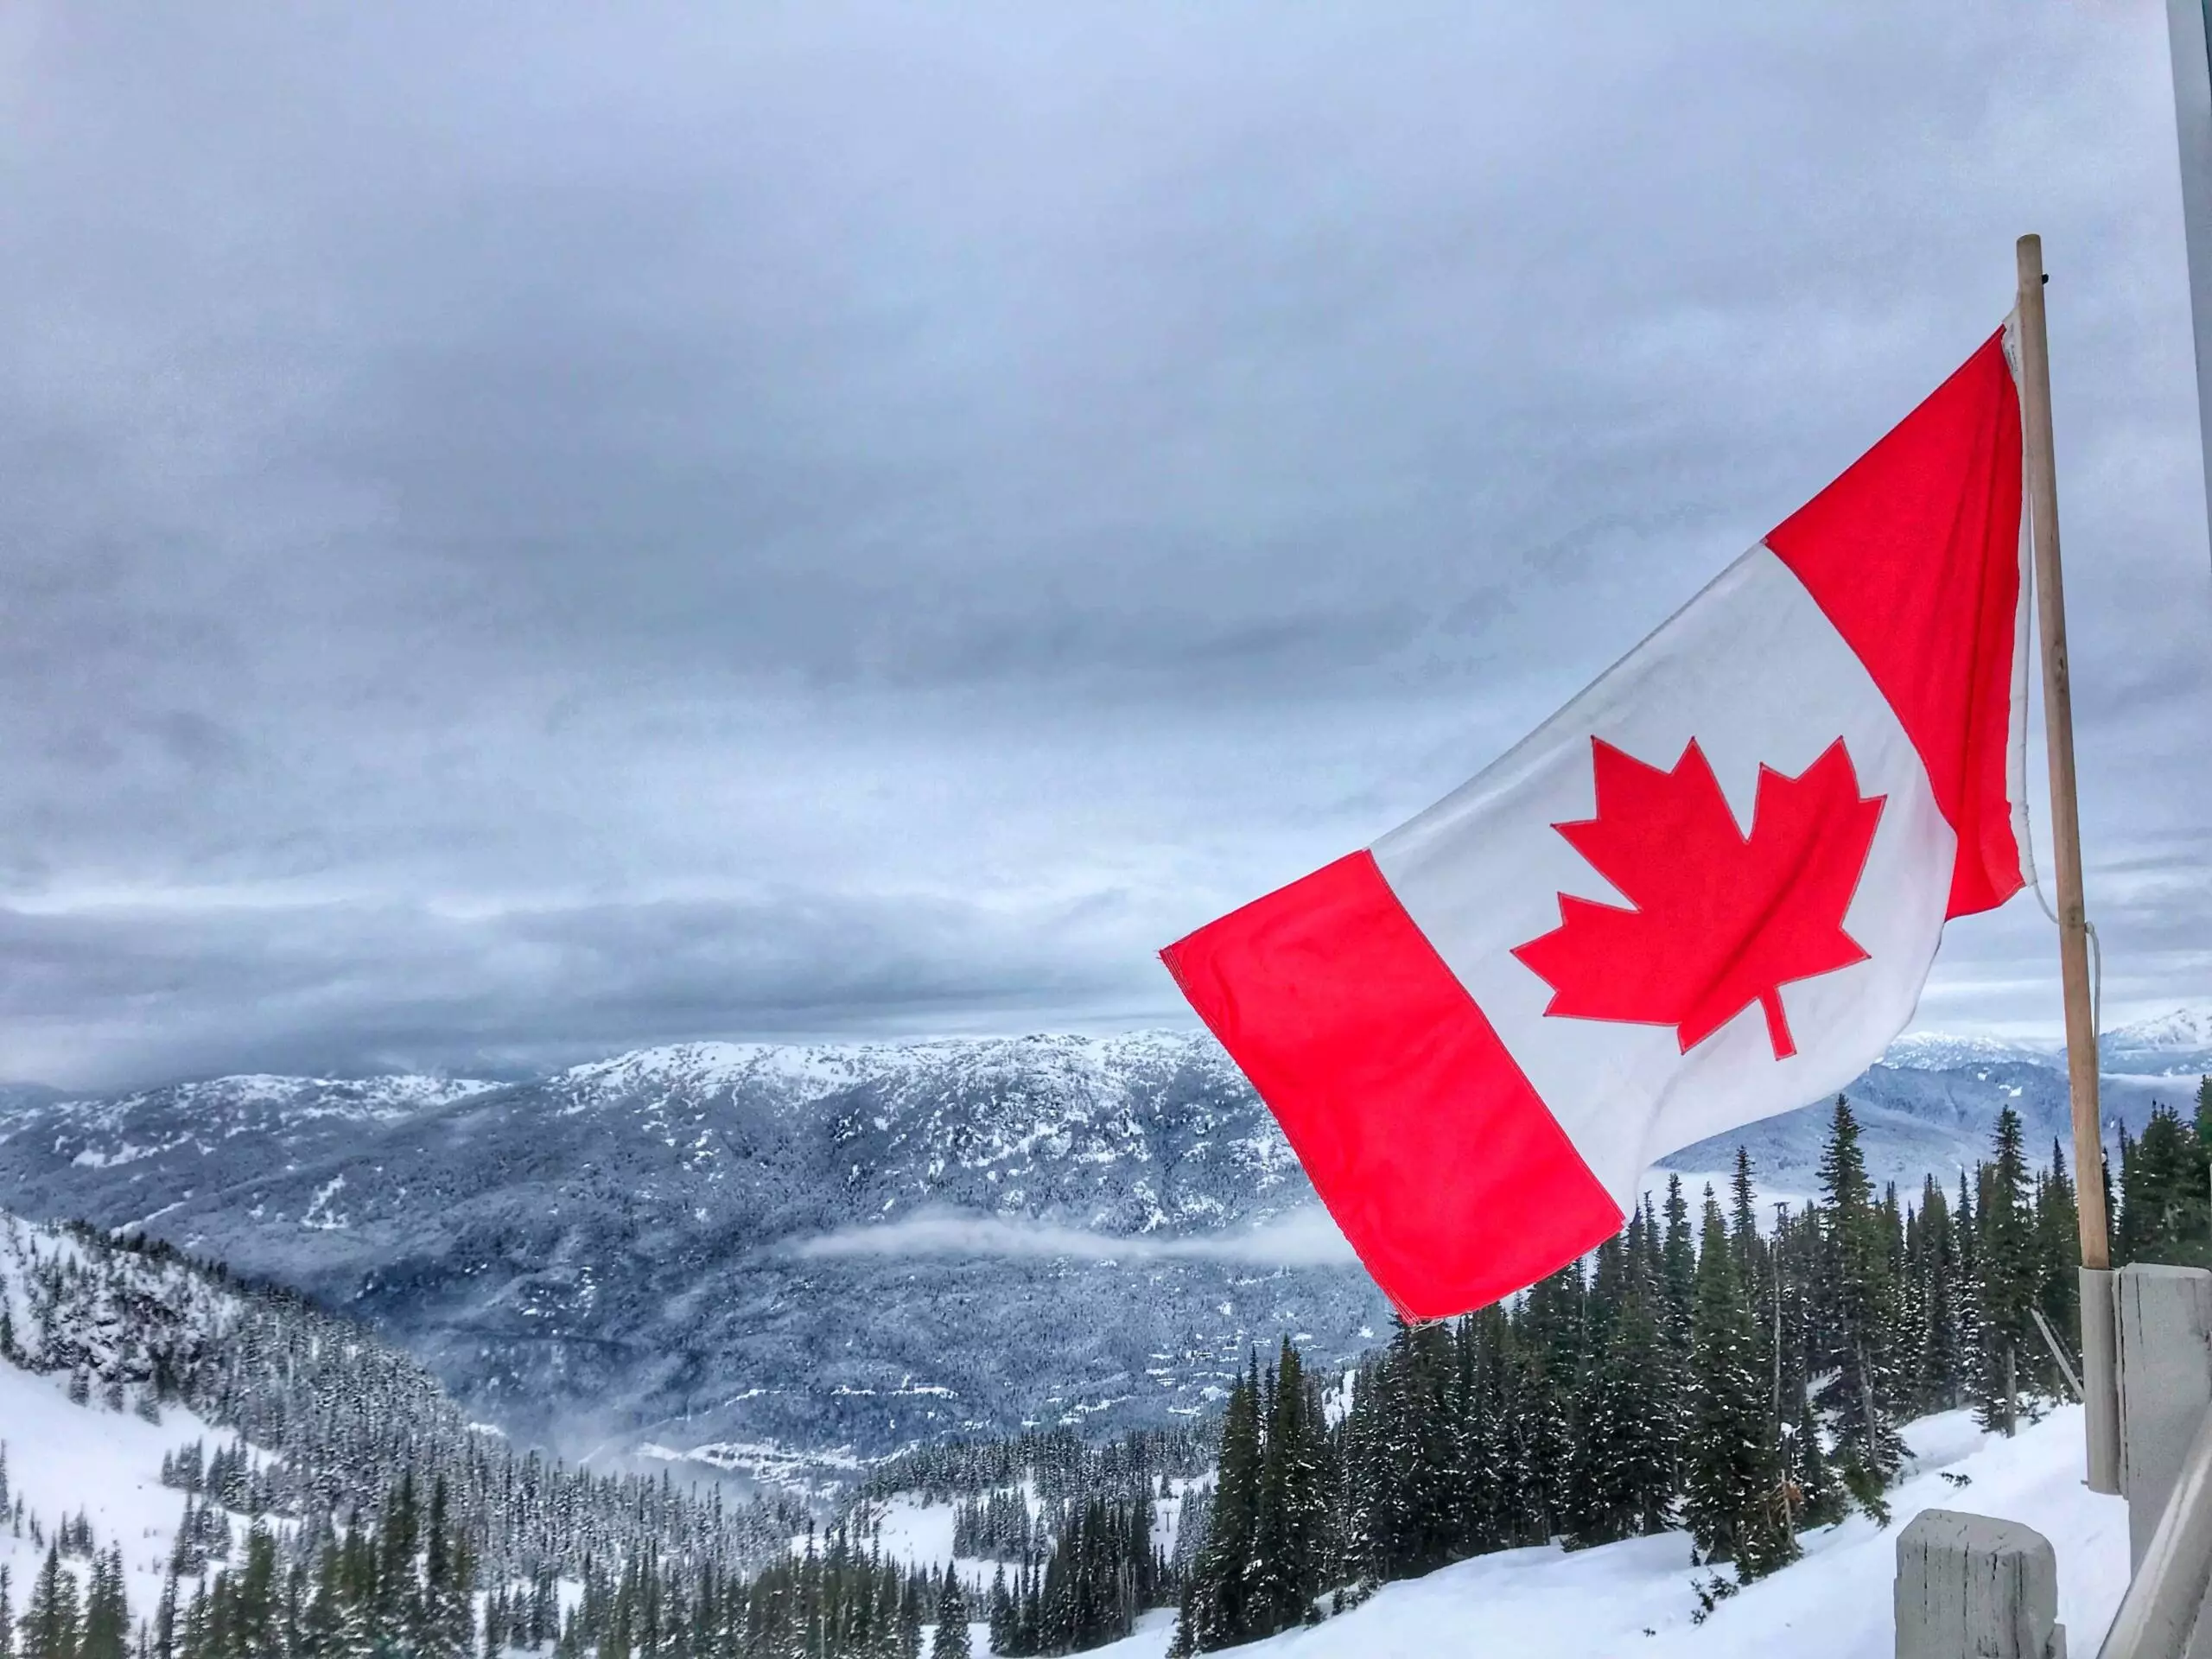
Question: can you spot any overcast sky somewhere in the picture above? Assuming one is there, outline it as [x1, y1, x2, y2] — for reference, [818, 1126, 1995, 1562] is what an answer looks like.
[1, 1, 2206, 1090]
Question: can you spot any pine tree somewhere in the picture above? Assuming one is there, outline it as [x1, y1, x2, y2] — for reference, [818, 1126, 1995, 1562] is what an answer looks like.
[1815, 1096, 1903, 1500]
[1246, 1338, 1327, 1639]
[20, 1545, 79, 1659]
[1571, 1216, 1679, 1545]
[2120, 1104, 2209, 1267]
[78, 1550, 126, 1659]
[1683, 1190, 1799, 1581]
[931, 1572, 971, 1659]
[986, 1566, 1014, 1656]
[897, 1573, 926, 1659]
[1178, 1355, 1261, 1649]
[1974, 1106, 2040, 1433]
[1908, 1177, 1967, 1414]
[1662, 1175, 1696, 1350]
[1512, 1261, 1583, 1541]
[376, 1468, 420, 1640]
[1728, 1151, 1764, 1274]
[221, 1522, 280, 1659]
[1787, 1390, 1846, 1531]
[2033, 1138, 2082, 1390]
[1380, 1319, 1459, 1577]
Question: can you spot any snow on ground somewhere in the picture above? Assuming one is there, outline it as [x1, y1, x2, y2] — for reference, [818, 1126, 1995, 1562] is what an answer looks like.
[0, 1359, 231, 1615]
[861, 1472, 1198, 1600]
[860, 1493, 958, 1570]
[842, 1493, 1013, 1597]
[1024, 1408, 2127, 1659]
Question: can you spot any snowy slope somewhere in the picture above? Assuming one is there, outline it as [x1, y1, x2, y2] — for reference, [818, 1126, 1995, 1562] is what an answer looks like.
[0, 1359, 236, 1627]
[1049, 1408, 2127, 1659]
[0, 1204, 803, 1599]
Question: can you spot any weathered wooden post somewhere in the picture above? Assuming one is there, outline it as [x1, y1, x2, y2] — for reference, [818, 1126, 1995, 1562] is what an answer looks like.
[2015, 232, 2121, 1497]
[1895, 1510, 2066, 1659]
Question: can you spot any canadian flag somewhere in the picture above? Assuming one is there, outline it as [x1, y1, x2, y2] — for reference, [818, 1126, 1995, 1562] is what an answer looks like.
[1162, 327, 2032, 1319]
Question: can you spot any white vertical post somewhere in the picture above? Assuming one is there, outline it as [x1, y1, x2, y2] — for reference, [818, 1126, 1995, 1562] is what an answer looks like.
[1895, 1510, 2066, 1659]
[2166, 0, 2212, 567]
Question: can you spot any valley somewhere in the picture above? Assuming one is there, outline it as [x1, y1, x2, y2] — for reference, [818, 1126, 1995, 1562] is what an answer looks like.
[0, 1014, 2203, 1489]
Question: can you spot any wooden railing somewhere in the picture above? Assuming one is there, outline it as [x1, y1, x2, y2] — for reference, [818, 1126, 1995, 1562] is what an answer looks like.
[2098, 1402, 2212, 1658]
[1895, 1262, 2212, 1659]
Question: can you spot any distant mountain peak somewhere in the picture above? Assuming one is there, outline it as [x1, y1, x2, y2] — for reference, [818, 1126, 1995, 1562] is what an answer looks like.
[1879, 1030, 2056, 1071]
[552, 1029, 1229, 1098]
[1882, 1006, 2212, 1079]
[109, 1071, 499, 1112]
[2103, 1006, 2212, 1055]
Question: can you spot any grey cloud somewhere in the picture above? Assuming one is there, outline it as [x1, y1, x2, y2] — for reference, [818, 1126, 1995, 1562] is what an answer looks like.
[0, 0, 2205, 1087]
[0, 887, 1159, 1090]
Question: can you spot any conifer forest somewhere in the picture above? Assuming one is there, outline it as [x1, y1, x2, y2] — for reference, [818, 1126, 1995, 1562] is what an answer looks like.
[1166, 1093, 2148, 1655]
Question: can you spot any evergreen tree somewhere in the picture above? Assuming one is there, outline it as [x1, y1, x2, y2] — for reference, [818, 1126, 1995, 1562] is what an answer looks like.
[1908, 1177, 1967, 1414]
[1175, 1357, 1258, 1652]
[987, 1566, 1014, 1656]
[1512, 1262, 1583, 1541]
[1787, 1391, 1847, 1531]
[2120, 1104, 2209, 1267]
[899, 1574, 926, 1659]
[1815, 1096, 1903, 1498]
[1246, 1338, 1327, 1638]
[19, 1546, 78, 1659]
[931, 1572, 971, 1659]
[1682, 1191, 1798, 1581]
[423, 1477, 475, 1658]
[227, 1523, 281, 1659]
[1974, 1107, 2040, 1433]
[2033, 1138, 2082, 1387]
[79, 1551, 125, 1659]
[1570, 1217, 1678, 1546]
[1662, 1175, 1697, 1350]
[1727, 1151, 1763, 1274]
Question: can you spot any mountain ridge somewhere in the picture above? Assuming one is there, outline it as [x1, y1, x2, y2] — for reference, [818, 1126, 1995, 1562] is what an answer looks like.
[0, 1017, 2202, 1478]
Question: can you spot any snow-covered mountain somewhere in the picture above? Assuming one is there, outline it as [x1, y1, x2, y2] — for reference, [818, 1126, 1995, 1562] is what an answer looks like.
[1877, 1005, 2212, 1077]
[0, 1034, 1376, 1473]
[1878, 1031, 2057, 1071]
[0, 1020, 2203, 1473]
[2101, 1006, 2212, 1077]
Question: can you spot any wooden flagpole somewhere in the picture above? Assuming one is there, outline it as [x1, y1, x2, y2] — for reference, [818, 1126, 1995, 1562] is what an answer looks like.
[2014, 232, 2120, 1495]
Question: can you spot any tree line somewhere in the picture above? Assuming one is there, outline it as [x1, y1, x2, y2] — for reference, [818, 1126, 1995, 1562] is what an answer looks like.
[2111, 1079, 2212, 1268]
[0, 1466, 962, 1659]
[0, 1215, 805, 1588]
[1170, 1095, 2104, 1653]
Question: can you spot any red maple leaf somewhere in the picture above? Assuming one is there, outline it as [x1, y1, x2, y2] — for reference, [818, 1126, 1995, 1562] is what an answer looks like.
[1510, 736, 1885, 1060]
